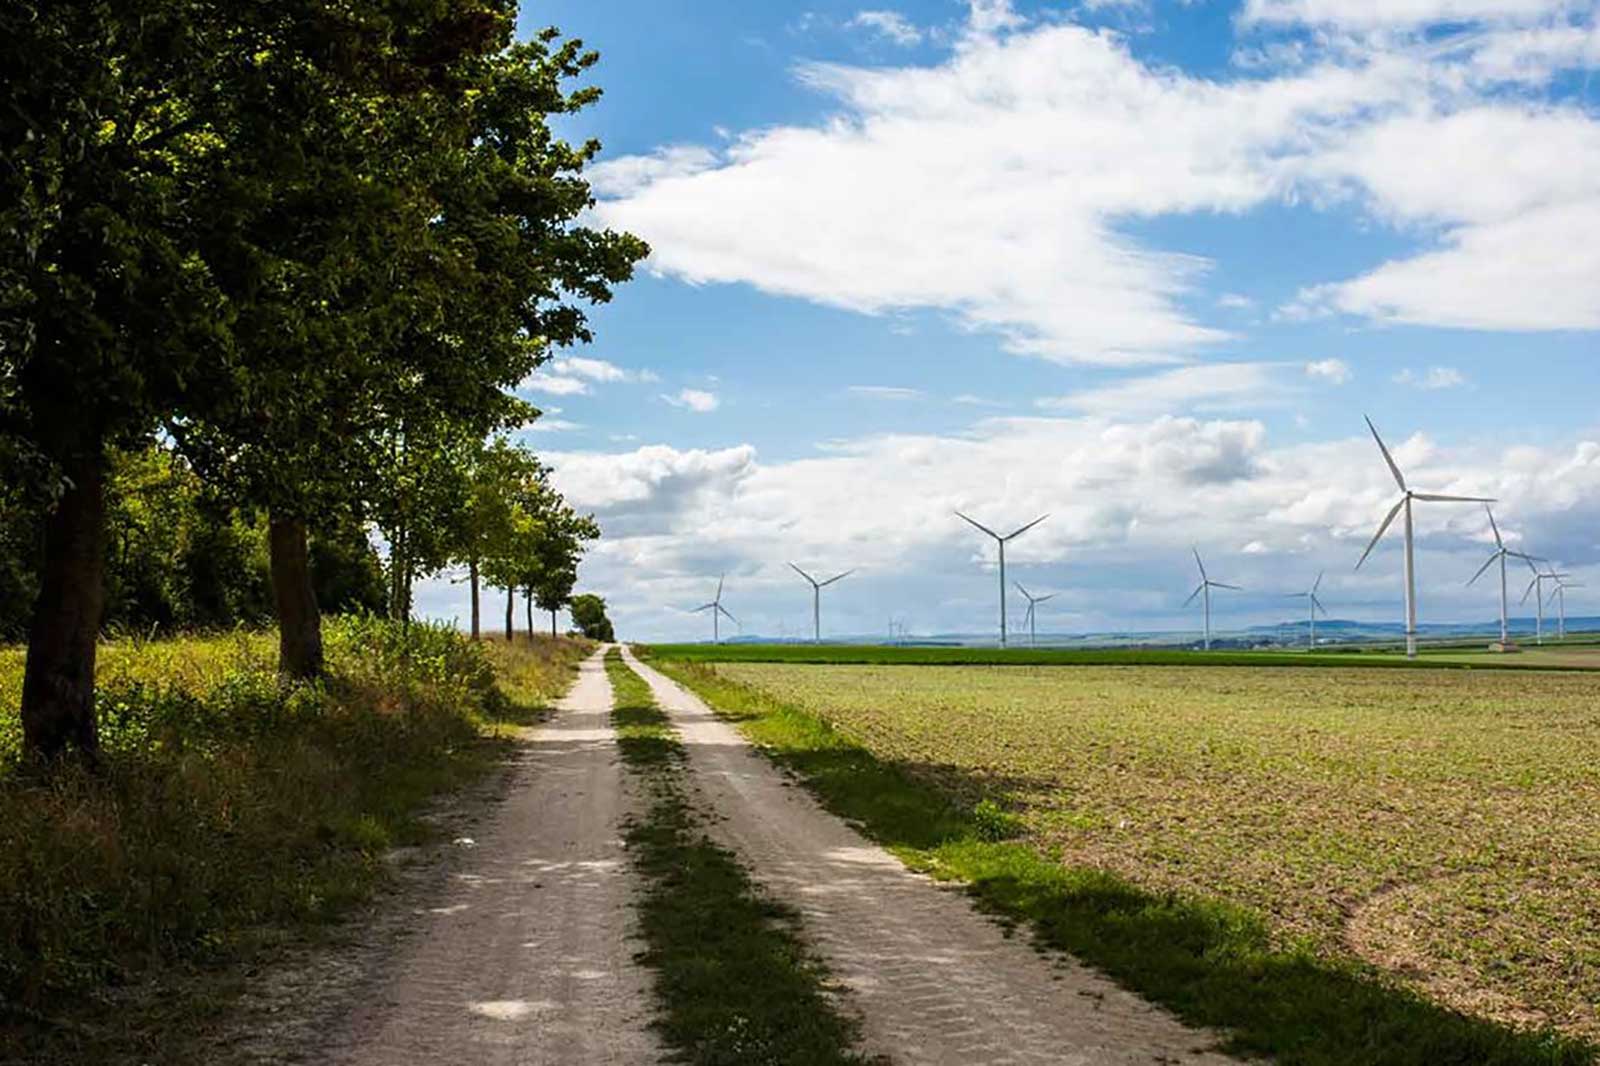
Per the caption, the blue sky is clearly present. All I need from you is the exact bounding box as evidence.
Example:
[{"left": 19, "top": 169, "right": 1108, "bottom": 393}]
[{"left": 423, "top": 0, "right": 1600, "bottom": 641}]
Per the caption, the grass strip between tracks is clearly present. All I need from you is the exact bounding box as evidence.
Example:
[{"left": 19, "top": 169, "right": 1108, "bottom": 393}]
[
  {"left": 651, "top": 656, "right": 1597, "bottom": 1066},
  {"left": 604, "top": 649, "right": 875, "bottom": 1065}
]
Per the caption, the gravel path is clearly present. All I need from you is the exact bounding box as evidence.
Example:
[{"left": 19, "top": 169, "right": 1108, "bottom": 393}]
[
  {"left": 620, "top": 646, "right": 1241, "bottom": 1066},
  {"left": 315, "top": 646, "right": 657, "bottom": 1066}
]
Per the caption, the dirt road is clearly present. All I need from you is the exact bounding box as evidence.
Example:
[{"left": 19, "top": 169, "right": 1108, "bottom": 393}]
[
  {"left": 620, "top": 646, "right": 1238, "bottom": 1066},
  {"left": 315, "top": 646, "right": 657, "bottom": 1066}
]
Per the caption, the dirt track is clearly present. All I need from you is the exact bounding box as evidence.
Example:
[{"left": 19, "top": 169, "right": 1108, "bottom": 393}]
[
  {"left": 312, "top": 646, "right": 657, "bottom": 1066},
  {"left": 620, "top": 645, "right": 1239, "bottom": 1066}
]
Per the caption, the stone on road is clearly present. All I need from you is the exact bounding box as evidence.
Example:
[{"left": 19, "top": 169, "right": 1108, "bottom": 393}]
[
  {"left": 621, "top": 645, "right": 1239, "bottom": 1066},
  {"left": 317, "top": 646, "right": 657, "bottom": 1066}
]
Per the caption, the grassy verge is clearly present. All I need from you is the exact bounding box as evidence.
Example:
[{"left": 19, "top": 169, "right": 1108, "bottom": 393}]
[
  {"left": 603, "top": 650, "right": 875, "bottom": 1065},
  {"left": 0, "top": 621, "right": 588, "bottom": 1064},
  {"left": 654, "top": 658, "right": 1597, "bottom": 1066},
  {"left": 640, "top": 642, "right": 1600, "bottom": 671}
]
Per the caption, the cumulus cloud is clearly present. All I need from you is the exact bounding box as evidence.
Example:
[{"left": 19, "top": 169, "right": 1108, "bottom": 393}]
[
  {"left": 1305, "top": 358, "right": 1351, "bottom": 384},
  {"left": 593, "top": 2, "right": 1600, "bottom": 355},
  {"left": 662, "top": 388, "right": 720, "bottom": 412},
  {"left": 523, "top": 356, "right": 657, "bottom": 396},
  {"left": 491, "top": 413, "right": 1600, "bottom": 640}
]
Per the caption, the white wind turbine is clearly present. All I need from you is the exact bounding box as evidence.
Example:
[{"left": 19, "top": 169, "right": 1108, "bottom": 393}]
[
  {"left": 955, "top": 511, "right": 1049, "bottom": 647},
  {"left": 1356, "top": 416, "right": 1493, "bottom": 659},
  {"left": 1467, "top": 505, "right": 1540, "bottom": 648},
  {"left": 1014, "top": 582, "right": 1057, "bottom": 648},
  {"left": 1185, "top": 549, "right": 1240, "bottom": 652},
  {"left": 1551, "top": 577, "right": 1583, "bottom": 640},
  {"left": 1288, "top": 572, "right": 1329, "bottom": 649},
  {"left": 690, "top": 576, "right": 737, "bottom": 644},
  {"left": 1522, "top": 562, "right": 1568, "bottom": 646},
  {"left": 789, "top": 563, "right": 854, "bottom": 644}
]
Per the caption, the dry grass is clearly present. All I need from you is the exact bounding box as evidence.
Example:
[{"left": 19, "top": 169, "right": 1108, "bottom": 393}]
[{"left": 715, "top": 662, "right": 1600, "bottom": 1041}]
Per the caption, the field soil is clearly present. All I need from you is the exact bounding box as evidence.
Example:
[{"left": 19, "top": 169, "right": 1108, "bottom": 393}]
[
  {"left": 620, "top": 646, "right": 1235, "bottom": 1065},
  {"left": 220, "top": 646, "right": 658, "bottom": 1066}
]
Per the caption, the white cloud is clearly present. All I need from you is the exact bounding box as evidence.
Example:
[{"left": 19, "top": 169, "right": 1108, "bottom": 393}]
[
  {"left": 523, "top": 356, "right": 657, "bottom": 396},
  {"left": 849, "top": 10, "right": 923, "bottom": 46},
  {"left": 1217, "top": 293, "right": 1256, "bottom": 310},
  {"left": 1393, "top": 366, "right": 1468, "bottom": 389},
  {"left": 1041, "top": 362, "right": 1290, "bottom": 416},
  {"left": 523, "top": 375, "right": 589, "bottom": 396},
  {"left": 1305, "top": 358, "right": 1351, "bottom": 384},
  {"left": 662, "top": 388, "right": 720, "bottom": 413},
  {"left": 487, "top": 413, "right": 1600, "bottom": 640},
  {"left": 596, "top": 4, "right": 1600, "bottom": 353},
  {"left": 848, "top": 385, "right": 924, "bottom": 399}
]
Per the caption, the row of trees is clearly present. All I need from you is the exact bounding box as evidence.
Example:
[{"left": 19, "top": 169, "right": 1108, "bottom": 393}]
[{"left": 0, "top": 1, "right": 644, "bottom": 759}]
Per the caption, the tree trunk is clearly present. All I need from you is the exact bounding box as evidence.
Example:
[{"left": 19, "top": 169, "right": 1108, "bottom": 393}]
[
  {"left": 550, "top": 608, "right": 557, "bottom": 638},
  {"left": 525, "top": 589, "right": 533, "bottom": 638},
  {"left": 270, "top": 514, "right": 324, "bottom": 679},
  {"left": 468, "top": 558, "right": 480, "bottom": 640},
  {"left": 20, "top": 450, "right": 107, "bottom": 760},
  {"left": 505, "top": 585, "right": 514, "bottom": 642}
]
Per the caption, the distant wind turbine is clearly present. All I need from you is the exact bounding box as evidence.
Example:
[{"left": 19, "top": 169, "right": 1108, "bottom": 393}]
[
  {"left": 1552, "top": 577, "right": 1583, "bottom": 640},
  {"left": 1356, "top": 416, "right": 1493, "bottom": 659},
  {"left": 1014, "top": 582, "right": 1056, "bottom": 648},
  {"left": 690, "top": 576, "right": 737, "bottom": 644},
  {"left": 955, "top": 511, "right": 1049, "bottom": 647},
  {"left": 1288, "top": 571, "right": 1328, "bottom": 649},
  {"left": 1467, "top": 505, "right": 1539, "bottom": 648},
  {"left": 789, "top": 563, "right": 854, "bottom": 644},
  {"left": 1522, "top": 562, "right": 1568, "bottom": 646},
  {"left": 1185, "top": 549, "right": 1240, "bottom": 651}
]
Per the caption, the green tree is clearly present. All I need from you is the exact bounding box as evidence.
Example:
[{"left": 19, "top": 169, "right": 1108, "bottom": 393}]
[{"left": 569, "top": 593, "right": 613, "bottom": 641}]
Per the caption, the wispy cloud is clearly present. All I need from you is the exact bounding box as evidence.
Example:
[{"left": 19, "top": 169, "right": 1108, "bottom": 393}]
[
  {"left": 663, "top": 388, "right": 720, "bottom": 413},
  {"left": 848, "top": 10, "right": 923, "bottom": 46},
  {"left": 1040, "top": 363, "right": 1289, "bottom": 417},
  {"left": 522, "top": 357, "right": 657, "bottom": 397},
  {"left": 848, "top": 385, "right": 924, "bottom": 399},
  {"left": 1305, "top": 358, "right": 1352, "bottom": 384},
  {"left": 1394, "top": 366, "right": 1468, "bottom": 389}
]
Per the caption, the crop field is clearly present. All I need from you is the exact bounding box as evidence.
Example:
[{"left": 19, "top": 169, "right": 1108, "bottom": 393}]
[
  {"left": 708, "top": 661, "right": 1600, "bottom": 1041},
  {"left": 643, "top": 641, "right": 1600, "bottom": 671}
]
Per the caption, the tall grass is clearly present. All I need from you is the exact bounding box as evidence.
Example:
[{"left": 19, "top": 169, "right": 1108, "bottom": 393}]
[{"left": 0, "top": 619, "right": 583, "bottom": 1060}]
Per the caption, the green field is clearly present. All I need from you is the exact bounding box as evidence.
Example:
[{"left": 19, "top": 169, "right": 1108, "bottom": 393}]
[
  {"left": 643, "top": 641, "right": 1600, "bottom": 671},
  {"left": 702, "top": 661, "right": 1600, "bottom": 1044}
]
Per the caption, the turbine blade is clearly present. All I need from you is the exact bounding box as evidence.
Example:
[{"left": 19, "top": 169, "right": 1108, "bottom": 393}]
[
  {"left": 954, "top": 511, "right": 1000, "bottom": 539},
  {"left": 1312, "top": 571, "right": 1324, "bottom": 594},
  {"left": 1193, "top": 547, "right": 1208, "bottom": 582},
  {"left": 692, "top": 603, "right": 715, "bottom": 612},
  {"left": 789, "top": 562, "right": 817, "bottom": 586},
  {"left": 1014, "top": 581, "right": 1032, "bottom": 600},
  {"left": 718, "top": 604, "right": 738, "bottom": 623},
  {"left": 1183, "top": 584, "right": 1204, "bottom": 607},
  {"left": 717, "top": 575, "right": 724, "bottom": 600},
  {"left": 1356, "top": 497, "right": 1405, "bottom": 570},
  {"left": 1365, "top": 415, "right": 1407, "bottom": 492},
  {"left": 819, "top": 569, "right": 854, "bottom": 587},
  {"left": 1412, "top": 492, "right": 1495, "bottom": 503},
  {"left": 1486, "top": 505, "right": 1503, "bottom": 549},
  {"left": 1312, "top": 595, "right": 1328, "bottom": 616},
  {"left": 1521, "top": 577, "right": 1538, "bottom": 604},
  {"left": 1003, "top": 513, "right": 1050, "bottom": 541},
  {"left": 1212, "top": 582, "right": 1242, "bottom": 591},
  {"left": 1036, "top": 594, "right": 1057, "bottom": 604},
  {"left": 1467, "top": 554, "right": 1498, "bottom": 587}
]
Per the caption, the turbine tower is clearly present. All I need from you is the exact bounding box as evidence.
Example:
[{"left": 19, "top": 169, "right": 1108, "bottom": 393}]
[
  {"left": 1185, "top": 549, "right": 1240, "bottom": 651},
  {"left": 1467, "top": 505, "right": 1538, "bottom": 648},
  {"left": 1356, "top": 416, "right": 1493, "bottom": 659},
  {"left": 1522, "top": 562, "right": 1568, "bottom": 646},
  {"left": 1014, "top": 582, "right": 1057, "bottom": 648},
  {"left": 955, "top": 511, "right": 1049, "bottom": 647},
  {"left": 1288, "top": 571, "right": 1328, "bottom": 649},
  {"left": 789, "top": 563, "right": 854, "bottom": 644},
  {"left": 690, "top": 576, "right": 737, "bottom": 644},
  {"left": 1552, "top": 578, "right": 1583, "bottom": 640}
]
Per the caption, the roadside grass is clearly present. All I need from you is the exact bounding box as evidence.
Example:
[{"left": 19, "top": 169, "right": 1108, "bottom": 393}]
[
  {"left": 641, "top": 642, "right": 1600, "bottom": 671},
  {"left": 604, "top": 649, "right": 876, "bottom": 1065},
  {"left": 0, "top": 621, "right": 586, "bottom": 1064},
  {"left": 653, "top": 657, "right": 1598, "bottom": 1066}
]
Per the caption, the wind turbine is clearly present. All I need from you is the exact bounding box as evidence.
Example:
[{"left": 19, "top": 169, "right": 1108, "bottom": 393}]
[
  {"left": 954, "top": 511, "right": 1049, "bottom": 647},
  {"left": 1467, "top": 505, "right": 1539, "bottom": 648},
  {"left": 1356, "top": 416, "right": 1493, "bottom": 659},
  {"left": 1185, "top": 549, "right": 1240, "bottom": 651},
  {"left": 1551, "top": 577, "right": 1583, "bottom": 640},
  {"left": 789, "top": 563, "right": 853, "bottom": 644},
  {"left": 1522, "top": 562, "right": 1568, "bottom": 646},
  {"left": 690, "top": 576, "right": 737, "bottom": 644},
  {"left": 1014, "top": 582, "right": 1057, "bottom": 648},
  {"left": 1288, "top": 571, "right": 1328, "bottom": 649}
]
